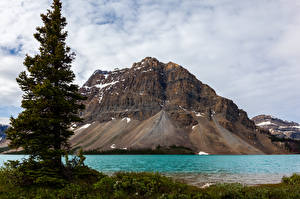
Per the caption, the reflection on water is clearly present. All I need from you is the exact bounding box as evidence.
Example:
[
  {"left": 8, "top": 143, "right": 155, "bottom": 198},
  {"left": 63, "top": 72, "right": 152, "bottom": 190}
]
[{"left": 0, "top": 154, "right": 300, "bottom": 186}]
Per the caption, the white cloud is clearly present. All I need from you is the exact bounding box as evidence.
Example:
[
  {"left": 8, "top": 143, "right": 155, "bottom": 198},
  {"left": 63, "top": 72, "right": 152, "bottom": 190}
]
[{"left": 0, "top": 0, "right": 299, "bottom": 123}]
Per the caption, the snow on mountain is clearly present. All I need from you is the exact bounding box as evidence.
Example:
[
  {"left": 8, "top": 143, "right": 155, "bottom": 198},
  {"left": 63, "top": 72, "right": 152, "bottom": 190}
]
[{"left": 252, "top": 115, "right": 300, "bottom": 140}]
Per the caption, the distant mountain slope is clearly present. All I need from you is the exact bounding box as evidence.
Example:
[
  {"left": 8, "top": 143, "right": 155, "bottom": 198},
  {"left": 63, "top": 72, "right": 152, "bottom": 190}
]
[
  {"left": 0, "top": 124, "right": 8, "bottom": 143},
  {"left": 69, "top": 57, "right": 287, "bottom": 154},
  {"left": 252, "top": 115, "right": 300, "bottom": 140}
]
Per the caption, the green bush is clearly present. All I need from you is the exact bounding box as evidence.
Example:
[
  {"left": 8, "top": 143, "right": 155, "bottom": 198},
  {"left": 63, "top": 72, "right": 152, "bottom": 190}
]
[
  {"left": 93, "top": 172, "right": 203, "bottom": 198},
  {"left": 282, "top": 173, "right": 300, "bottom": 185},
  {"left": 0, "top": 157, "right": 102, "bottom": 188},
  {"left": 0, "top": 160, "right": 24, "bottom": 186},
  {"left": 1, "top": 169, "right": 300, "bottom": 198},
  {"left": 0, "top": 159, "right": 67, "bottom": 186}
]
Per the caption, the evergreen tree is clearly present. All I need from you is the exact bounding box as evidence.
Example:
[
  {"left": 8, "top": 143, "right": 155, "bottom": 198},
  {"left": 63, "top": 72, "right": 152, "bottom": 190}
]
[{"left": 6, "top": 0, "right": 85, "bottom": 169}]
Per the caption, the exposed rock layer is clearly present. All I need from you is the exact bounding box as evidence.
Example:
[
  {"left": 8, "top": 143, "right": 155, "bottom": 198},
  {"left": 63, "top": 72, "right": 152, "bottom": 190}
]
[{"left": 71, "top": 57, "right": 287, "bottom": 154}]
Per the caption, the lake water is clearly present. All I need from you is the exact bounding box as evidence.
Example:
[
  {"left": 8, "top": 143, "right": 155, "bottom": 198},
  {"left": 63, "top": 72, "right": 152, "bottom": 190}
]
[{"left": 1, "top": 155, "right": 300, "bottom": 186}]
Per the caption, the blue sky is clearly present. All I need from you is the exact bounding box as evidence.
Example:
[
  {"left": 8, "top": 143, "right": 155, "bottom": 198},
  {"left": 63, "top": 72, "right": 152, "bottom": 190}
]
[{"left": 0, "top": 0, "right": 300, "bottom": 125}]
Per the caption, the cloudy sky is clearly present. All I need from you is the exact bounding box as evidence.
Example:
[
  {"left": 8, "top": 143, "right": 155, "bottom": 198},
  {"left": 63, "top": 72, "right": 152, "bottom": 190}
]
[{"left": 0, "top": 0, "right": 299, "bottom": 125}]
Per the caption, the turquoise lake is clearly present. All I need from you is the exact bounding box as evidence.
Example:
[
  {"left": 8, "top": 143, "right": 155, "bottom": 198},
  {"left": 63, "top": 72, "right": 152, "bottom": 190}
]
[{"left": 1, "top": 155, "right": 300, "bottom": 186}]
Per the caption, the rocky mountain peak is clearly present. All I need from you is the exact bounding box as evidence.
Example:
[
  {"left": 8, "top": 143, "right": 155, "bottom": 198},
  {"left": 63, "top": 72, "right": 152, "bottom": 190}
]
[
  {"left": 252, "top": 115, "right": 300, "bottom": 140},
  {"left": 79, "top": 57, "right": 257, "bottom": 130},
  {"left": 132, "top": 57, "right": 160, "bottom": 68},
  {"left": 72, "top": 57, "right": 286, "bottom": 154}
]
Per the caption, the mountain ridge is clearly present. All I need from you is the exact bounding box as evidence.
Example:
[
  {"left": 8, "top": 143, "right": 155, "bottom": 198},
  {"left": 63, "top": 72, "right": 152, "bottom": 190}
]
[
  {"left": 0, "top": 124, "right": 8, "bottom": 144},
  {"left": 70, "top": 57, "right": 287, "bottom": 154},
  {"left": 252, "top": 115, "right": 300, "bottom": 140}
]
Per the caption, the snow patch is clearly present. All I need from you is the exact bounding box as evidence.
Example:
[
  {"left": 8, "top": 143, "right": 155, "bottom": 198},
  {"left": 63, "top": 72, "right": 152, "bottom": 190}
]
[
  {"left": 142, "top": 69, "right": 152, "bottom": 73},
  {"left": 83, "top": 85, "right": 91, "bottom": 90},
  {"left": 78, "top": 123, "right": 91, "bottom": 130},
  {"left": 193, "top": 111, "right": 204, "bottom": 117},
  {"left": 95, "top": 81, "right": 118, "bottom": 89},
  {"left": 179, "top": 106, "right": 188, "bottom": 112},
  {"left": 192, "top": 125, "right": 197, "bottom": 129},
  {"left": 198, "top": 151, "right": 209, "bottom": 155},
  {"left": 98, "top": 92, "right": 104, "bottom": 103},
  {"left": 110, "top": 144, "right": 116, "bottom": 149},
  {"left": 257, "top": 121, "right": 275, "bottom": 126},
  {"left": 122, "top": 117, "right": 131, "bottom": 123},
  {"left": 210, "top": 111, "right": 216, "bottom": 117},
  {"left": 293, "top": 126, "right": 300, "bottom": 129}
]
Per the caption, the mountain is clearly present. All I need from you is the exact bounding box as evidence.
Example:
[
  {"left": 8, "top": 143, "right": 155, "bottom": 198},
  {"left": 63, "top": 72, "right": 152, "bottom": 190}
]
[
  {"left": 0, "top": 124, "right": 8, "bottom": 143},
  {"left": 70, "top": 57, "right": 286, "bottom": 154},
  {"left": 252, "top": 115, "right": 300, "bottom": 140}
]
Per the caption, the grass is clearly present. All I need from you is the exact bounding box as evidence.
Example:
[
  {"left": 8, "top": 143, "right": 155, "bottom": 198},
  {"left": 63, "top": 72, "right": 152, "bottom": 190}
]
[{"left": 1, "top": 164, "right": 300, "bottom": 199}]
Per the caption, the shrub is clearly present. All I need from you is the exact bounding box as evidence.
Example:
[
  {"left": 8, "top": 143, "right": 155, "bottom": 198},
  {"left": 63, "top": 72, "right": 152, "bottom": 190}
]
[
  {"left": 0, "top": 160, "right": 24, "bottom": 186},
  {"left": 93, "top": 172, "right": 201, "bottom": 198},
  {"left": 2, "top": 169, "right": 300, "bottom": 198},
  {"left": 282, "top": 173, "right": 300, "bottom": 185},
  {"left": 0, "top": 154, "right": 103, "bottom": 188}
]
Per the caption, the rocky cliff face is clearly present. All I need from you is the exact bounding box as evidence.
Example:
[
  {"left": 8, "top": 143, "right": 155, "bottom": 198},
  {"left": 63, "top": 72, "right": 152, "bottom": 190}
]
[
  {"left": 70, "top": 57, "right": 287, "bottom": 154},
  {"left": 80, "top": 57, "right": 254, "bottom": 128},
  {"left": 252, "top": 115, "right": 300, "bottom": 140}
]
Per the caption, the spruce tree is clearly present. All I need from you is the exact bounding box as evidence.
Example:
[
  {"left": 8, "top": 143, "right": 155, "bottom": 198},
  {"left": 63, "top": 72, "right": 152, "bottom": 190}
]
[{"left": 6, "top": 0, "right": 85, "bottom": 169}]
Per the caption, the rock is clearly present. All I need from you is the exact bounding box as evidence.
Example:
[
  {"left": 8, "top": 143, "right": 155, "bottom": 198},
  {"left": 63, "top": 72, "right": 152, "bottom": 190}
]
[
  {"left": 252, "top": 115, "right": 300, "bottom": 140},
  {"left": 71, "top": 57, "right": 288, "bottom": 154}
]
